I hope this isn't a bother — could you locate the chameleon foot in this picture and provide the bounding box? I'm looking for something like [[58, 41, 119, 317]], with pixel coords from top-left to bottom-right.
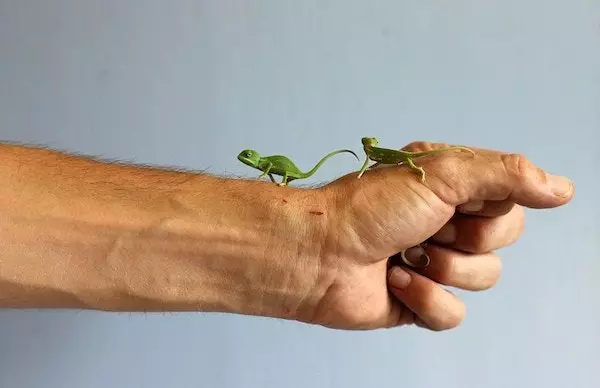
[[418, 168, 426, 183], [406, 158, 426, 182]]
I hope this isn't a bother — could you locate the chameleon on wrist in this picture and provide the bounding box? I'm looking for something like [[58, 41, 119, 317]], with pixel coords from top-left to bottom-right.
[[237, 148, 359, 186]]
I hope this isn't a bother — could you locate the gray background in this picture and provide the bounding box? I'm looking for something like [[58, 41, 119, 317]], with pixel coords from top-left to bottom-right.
[[1, 1, 598, 387]]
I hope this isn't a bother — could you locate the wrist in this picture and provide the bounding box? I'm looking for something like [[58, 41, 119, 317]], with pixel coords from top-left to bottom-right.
[[103, 175, 333, 322]]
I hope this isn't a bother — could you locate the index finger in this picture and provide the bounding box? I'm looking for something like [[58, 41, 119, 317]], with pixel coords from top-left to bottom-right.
[[379, 142, 575, 209]]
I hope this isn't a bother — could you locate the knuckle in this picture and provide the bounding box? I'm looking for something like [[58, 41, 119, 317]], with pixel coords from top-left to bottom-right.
[[470, 235, 492, 254], [403, 141, 429, 152], [462, 223, 496, 253], [500, 153, 546, 183], [403, 141, 452, 153], [438, 254, 459, 283], [501, 153, 529, 175]]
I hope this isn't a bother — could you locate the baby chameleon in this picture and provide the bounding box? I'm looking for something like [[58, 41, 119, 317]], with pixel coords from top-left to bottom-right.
[[237, 148, 358, 186], [356, 137, 475, 182]]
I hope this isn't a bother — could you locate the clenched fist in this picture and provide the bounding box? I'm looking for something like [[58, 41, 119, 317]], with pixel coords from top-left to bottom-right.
[[299, 141, 574, 330]]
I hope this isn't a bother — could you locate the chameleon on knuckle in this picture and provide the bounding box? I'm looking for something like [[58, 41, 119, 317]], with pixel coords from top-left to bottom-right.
[[356, 137, 475, 183]]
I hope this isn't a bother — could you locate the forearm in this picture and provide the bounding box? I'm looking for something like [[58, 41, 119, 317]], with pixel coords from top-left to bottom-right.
[[0, 143, 328, 319]]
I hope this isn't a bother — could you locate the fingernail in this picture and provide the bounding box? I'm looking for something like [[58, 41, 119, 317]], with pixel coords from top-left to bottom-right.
[[549, 174, 573, 198], [431, 223, 457, 243], [458, 200, 484, 213], [389, 267, 412, 290]]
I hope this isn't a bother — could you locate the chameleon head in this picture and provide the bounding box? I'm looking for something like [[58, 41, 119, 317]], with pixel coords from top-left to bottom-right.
[[237, 149, 261, 167], [361, 137, 378, 147]]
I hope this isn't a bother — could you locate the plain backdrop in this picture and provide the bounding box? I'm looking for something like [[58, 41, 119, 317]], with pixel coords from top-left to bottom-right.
[[1, 1, 598, 387]]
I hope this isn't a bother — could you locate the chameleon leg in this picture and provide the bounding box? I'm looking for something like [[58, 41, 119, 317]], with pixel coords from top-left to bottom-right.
[[268, 174, 276, 183], [278, 172, 289, 186], [258, 163, 273, 180], [406, 157, 426, 182], [356, 155, 371, 179]]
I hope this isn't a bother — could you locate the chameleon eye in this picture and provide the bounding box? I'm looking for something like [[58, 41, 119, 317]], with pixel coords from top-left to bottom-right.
[[246, 151, 252, 157]]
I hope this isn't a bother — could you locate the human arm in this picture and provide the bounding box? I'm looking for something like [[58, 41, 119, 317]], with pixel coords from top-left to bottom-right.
[[0, 143, 329, 322], [0, 141, 574, 331]]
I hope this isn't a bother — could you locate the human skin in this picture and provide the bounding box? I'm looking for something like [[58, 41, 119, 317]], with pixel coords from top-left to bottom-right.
[[0, 142, 574, 331]]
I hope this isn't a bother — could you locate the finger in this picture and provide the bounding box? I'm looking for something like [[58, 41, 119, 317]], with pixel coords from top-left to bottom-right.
[[413, 244, 502, 291], [386, 141, 575, 209], [452, 151, 573, 208], [387, 266, 466, 331], [430, 204, 525, 253]]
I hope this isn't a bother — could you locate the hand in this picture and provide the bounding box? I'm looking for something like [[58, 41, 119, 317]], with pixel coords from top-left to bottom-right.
[[303, 141, 574, 330]]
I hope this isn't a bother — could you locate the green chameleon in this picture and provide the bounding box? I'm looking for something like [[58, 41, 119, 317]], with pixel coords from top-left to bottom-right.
[[356, 136, 475, 182], [237, 148, 358, 186]]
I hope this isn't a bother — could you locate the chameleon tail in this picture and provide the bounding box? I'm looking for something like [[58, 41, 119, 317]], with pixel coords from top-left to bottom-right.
[[302, 149, 359, 178], [409, 146, 475, 158]]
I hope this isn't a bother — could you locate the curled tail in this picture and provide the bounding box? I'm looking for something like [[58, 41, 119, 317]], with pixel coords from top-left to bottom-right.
[[303, 149, 359, 178]]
